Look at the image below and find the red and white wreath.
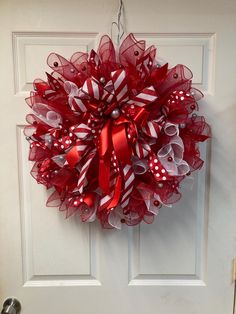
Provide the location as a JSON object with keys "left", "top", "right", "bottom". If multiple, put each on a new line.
{"left": 25, "top": 33, "right": 210, "bottom": 229}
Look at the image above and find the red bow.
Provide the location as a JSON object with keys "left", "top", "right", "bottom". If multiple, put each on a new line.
{"left": 77, "top": 69, "right": 158, "bottom": 207}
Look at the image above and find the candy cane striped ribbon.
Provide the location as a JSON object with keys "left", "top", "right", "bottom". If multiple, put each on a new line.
{"left": 127, "top": 86, "right": 157, "bottom": 107}
{"left": 64, "top": 81, "right": 87, "bottom": 113}
{"left": 120, "top": 165, "right": 135, "bottom": 209}
{"left": 111, "top": 69, "right": 129, "bottom": 103}
{"left": 102, "top": 80, "right": 116, "bottom": 103}
{"left": 137, "top": 51, "right": 154, "bottom": 76}
{"left": 77, "top": 149, "right": 96, "bottom": 194}
{"left": 135, "top": 141, "right": 150, "bottom": 159}
{"left": 82, "top": 78, "right": 104, "bottom": 100}
{"left": 142, "top": 120, "right": 162, "bottom": 138}
{"left": 71, "top": 123, "right": 91, "bottom": 139}
{"left": 75, "top": 139, "right": 88, "bottom": 154}
{"left": 72, "top": 97, "right": 87, "bottom": 113}
{"left": 98, "top": 171, "right": 118, "bottom": 211}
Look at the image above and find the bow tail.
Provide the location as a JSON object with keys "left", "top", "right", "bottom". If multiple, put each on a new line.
{"left": 107, "top": 174, "right": 122, "bottom": 209}
{"left": 99, "top": 118, "right": 132, "bottom": 198}
{"left": 99, "top": 156, "right": 111, "bottom": 194}
{"left": 112, "top": 123, "right": 132, "bottom": 165}
{"left": 99, "top": 120, "right": 112, "bottom": 194}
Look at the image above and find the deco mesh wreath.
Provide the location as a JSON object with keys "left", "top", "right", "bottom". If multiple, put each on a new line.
{"left": 25, "top": 33, "right": 210, "bottom": 229}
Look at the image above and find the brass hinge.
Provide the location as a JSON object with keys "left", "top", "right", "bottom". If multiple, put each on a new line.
{"left": 233, "top": 257, "right": 236, "bottom": 281}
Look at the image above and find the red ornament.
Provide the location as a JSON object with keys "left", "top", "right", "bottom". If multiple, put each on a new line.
{"left": 24, "top": 33, "right": 211, "bottom": 229}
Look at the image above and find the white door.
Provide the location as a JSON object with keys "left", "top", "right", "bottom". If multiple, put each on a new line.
{"left": 1, "top": 1, "right": 236, "bottom": 313}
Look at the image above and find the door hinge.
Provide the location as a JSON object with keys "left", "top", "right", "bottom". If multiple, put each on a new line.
{"left": 233, "top": 257, "right": 236, "bottom": 281}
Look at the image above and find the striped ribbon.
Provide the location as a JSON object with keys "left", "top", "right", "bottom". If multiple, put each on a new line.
{"left": 76, "top": 149, "right": 96, "bottom": 194}
{"left": 120, "top": 165, "right": 135, "bottom": 209}
{"left": 64, "top": 81, "right": 87, "bottom": 113}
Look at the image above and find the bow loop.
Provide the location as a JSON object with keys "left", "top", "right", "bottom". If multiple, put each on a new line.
{"left": 82, "top": 77, "right": 104, "bottom": 100}
{"left": 111, "top": 69, "right": 129, "bottom": 103}
{"left": 158, "top": 135, "right": 190, "bottom": 176}
{"left": 64, "top": 81, "right": 88, "bottom": 113}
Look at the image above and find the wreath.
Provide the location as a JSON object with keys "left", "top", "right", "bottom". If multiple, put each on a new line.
{"left": 25, "top": 33, "right": 210, "bottom": 229}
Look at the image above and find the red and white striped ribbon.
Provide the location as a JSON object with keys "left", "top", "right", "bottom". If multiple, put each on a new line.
{"left": 98, "top": 194, "right": 112, "bottom": 212}
{"left": 111, "top": 69, "right": 129, "bottom": 103}
{"left": 142, "top": 120, "right": 162, "bottom": 138}
{"left": 135, "top": 141, "right": 150, "bottom": 159}
{"left": 71, "top": 97, "right": 87, "bottom": 113}
{"left": 127, "top": 86, "right": 157, "bottom": 107}
{"left": 70, "top": 123, "right": 91, "bottom": 139}
{"left": 77, "top": 149, "right": 96, "bottom": 194}
{"left": 102, "top": 80, "right": 116, "bottom": 103}
{"left": 136, "top": 54, "right": 153, "bottom": 77}
{"left": 120, "top": 165, "right": 135, "bottom": 209}
{"left": 75, "top": 139, "right": 88, "bottom": 154}
{"left": 64, "top": 81, "right": 87, "bottom": 113}
{"left": 82, "top": 78, "right": 104, "bottom": 100}
{"left": 155, "top": 115, "right": 165, "bottom": 125}
{"left": 98, "top": 171, "right": 118, "bottom": 211}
